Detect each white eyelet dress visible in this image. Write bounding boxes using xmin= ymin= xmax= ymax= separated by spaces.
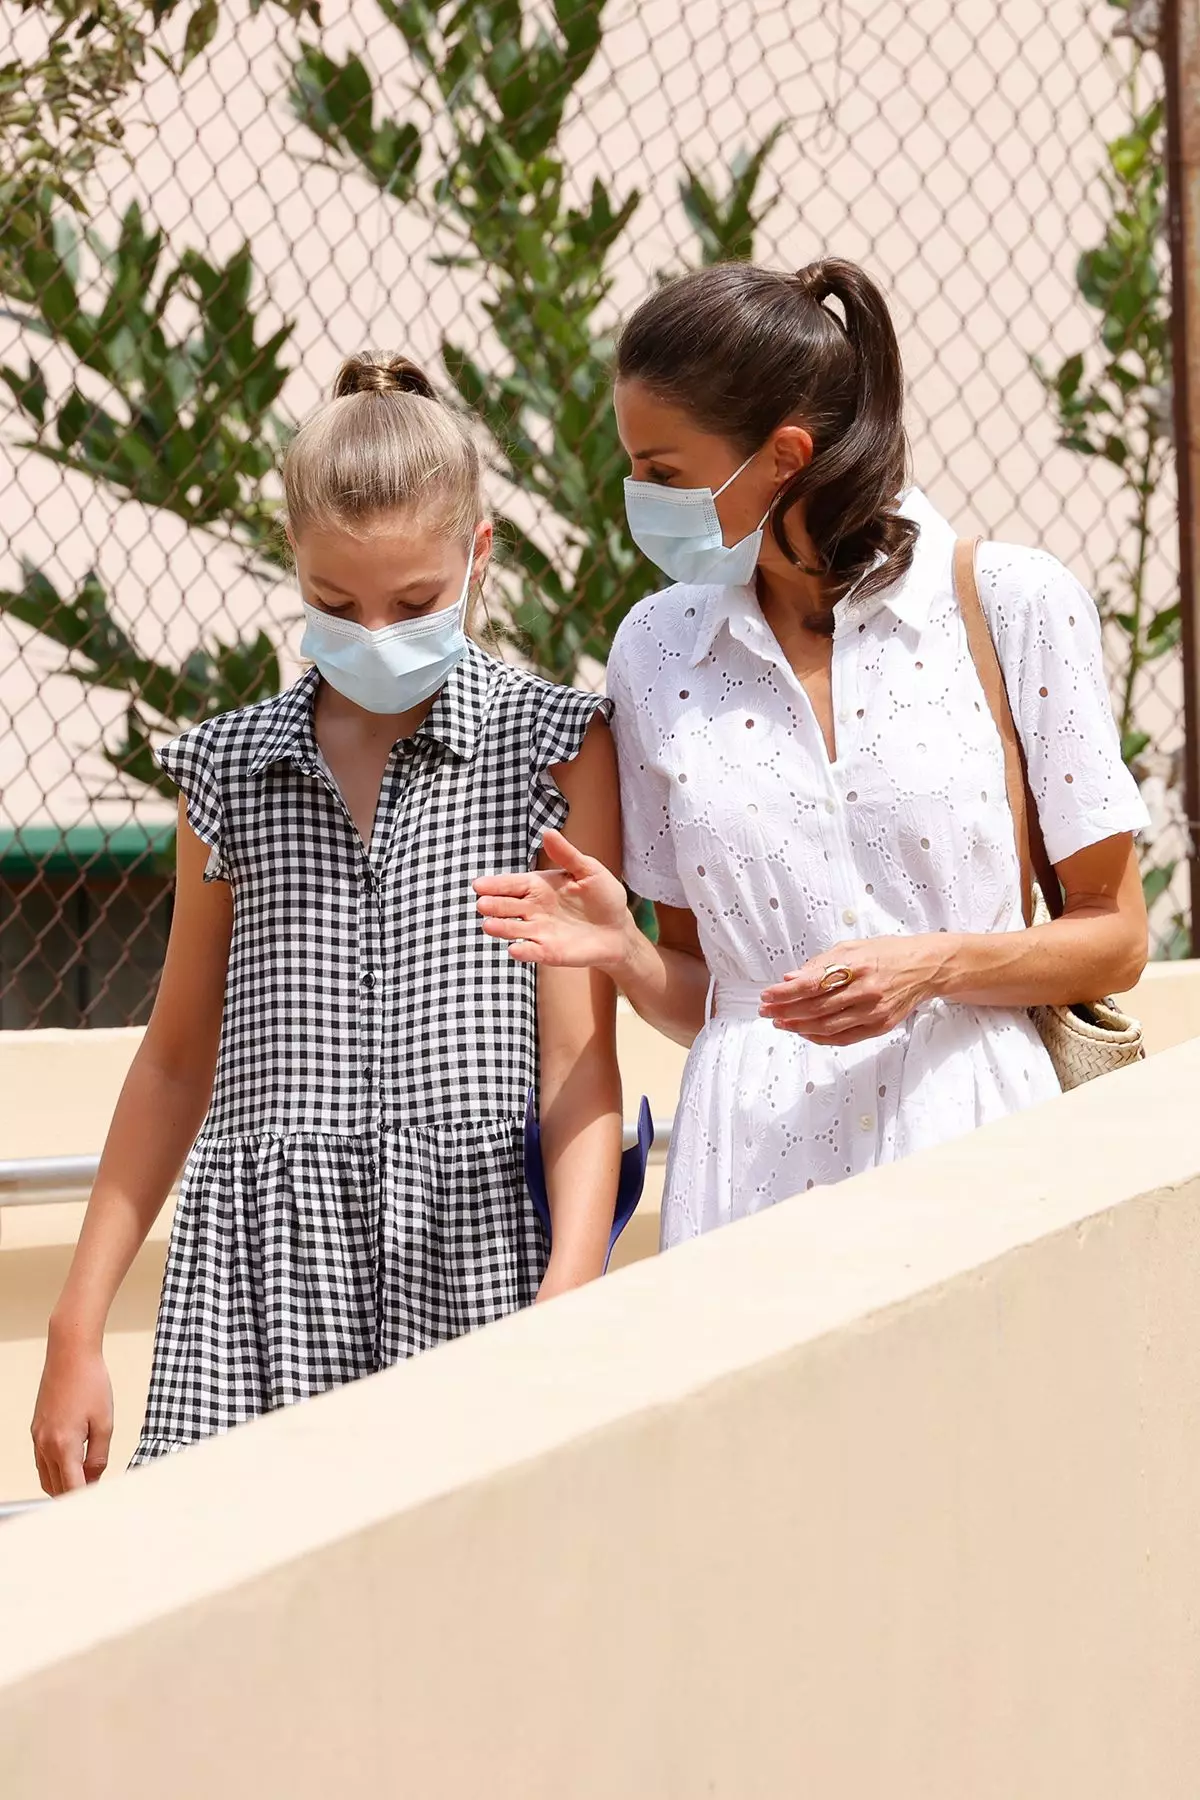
xmin=606 ymin=489 xmax=1150 ymax=1247
xmin=132 ymin=645 xmax=609 ymax=1463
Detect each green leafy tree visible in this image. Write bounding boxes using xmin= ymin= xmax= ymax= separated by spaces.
xmin=1036 ymin=98 xmax=1172 ymax=761
xmin=2 ymin=198 xmax=293 ymax=553
xmin=0 ymin=0 xmax=313 ymax=801
xmin=0 ymin=0 xmax=780 ymax=809
xmin=1035 ymin=9 xmax=1182 ymax=946
xmin=292 ymin=1 xmax=782 ymax=679
xmin=1 ymin=1 xmax=319 ymax=231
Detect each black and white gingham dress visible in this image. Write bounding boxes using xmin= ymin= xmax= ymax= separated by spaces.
xmin=132 ymin=645 xmax=609 ymax=1463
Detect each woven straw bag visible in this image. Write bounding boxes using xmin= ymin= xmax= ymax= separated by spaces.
xmin=953 ymin=539 xmax=1144 ymax=1092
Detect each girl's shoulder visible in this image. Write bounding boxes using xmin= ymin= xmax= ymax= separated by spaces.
xmin=478 ymin=649 xmax=612 ymax=755
xmin=158 ymin=674 xmax=319 ymax=787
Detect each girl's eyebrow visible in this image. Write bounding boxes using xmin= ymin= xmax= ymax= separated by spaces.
xmin=309 ymin=571 xmax=445 ymax=599
xmin=630 ymin=444 xmax=679 ymax=460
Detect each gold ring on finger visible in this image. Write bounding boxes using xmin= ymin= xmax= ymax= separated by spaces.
xmin=818 ymin=963 xmax=856 ymax=994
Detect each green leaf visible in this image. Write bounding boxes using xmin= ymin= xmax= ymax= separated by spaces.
xmin=679 ymin=125 xmax=783 ymax=266
xmin=183 ymin=0 xmax=219 ymax=66
xmin=55 ymin=386 xmax=94 ymax=450
xmin=1110 ymin=130 xmax=1149 ymax=183
xmin=369 ymin=119 xmax=421 ymax=197
xmin=0 ymin=356 xmax=48 ymax=424
xmin=1145 ymin=601 xmax=1182 ymax=657
xmin=1054 ymin=352 xmax=1085 ymax=402
xmin=1141 ymin=863 xmax=1175 ymax=908
xmin=1121 ymin=727 xmax=1151 ymax=763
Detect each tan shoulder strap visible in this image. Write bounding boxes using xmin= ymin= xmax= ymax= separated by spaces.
xmin=952 ymin=537 xmax=1062 ymax=924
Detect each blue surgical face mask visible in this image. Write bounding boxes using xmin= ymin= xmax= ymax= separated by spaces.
xmin=624 ymin=450 xmax=771 ymax=587
xmin=300 ymin=550 xmax=474 ymax=715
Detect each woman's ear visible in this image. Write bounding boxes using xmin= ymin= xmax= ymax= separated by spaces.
xmin=771 ymin=425 xmax=813 ymax=483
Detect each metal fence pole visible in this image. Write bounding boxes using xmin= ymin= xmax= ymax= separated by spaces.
xmin=1165 ymin=0 xmax=1200 ymax=952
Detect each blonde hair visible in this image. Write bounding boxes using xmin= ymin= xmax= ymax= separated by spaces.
xmin=282 ymin=353 xmax=483 ymax=543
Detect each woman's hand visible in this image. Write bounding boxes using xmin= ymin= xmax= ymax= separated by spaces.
xmin=475 ymin=828 xmax=630 ymax=968
xmin=31 ymin=1332 xmax=114 ymax=1496
xmin=759 ymin=935 xmax=951 ymax=1046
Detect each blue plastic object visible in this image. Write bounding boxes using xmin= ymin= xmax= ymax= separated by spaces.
xmin=523 ymin=1089 xmax=654 ymax=1271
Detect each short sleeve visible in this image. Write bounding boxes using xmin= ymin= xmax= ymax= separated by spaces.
xmin=977 ymin=543 xmax=1151 ymax=866
xmin=528 ymin=683 xmax=614 ymax=853
xmin=606 ymin=622 xmax=689 ymax=908
xmin=157 ymin=722 xmax=229 ymax=883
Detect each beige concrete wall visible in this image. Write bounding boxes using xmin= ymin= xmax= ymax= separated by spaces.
xmin=1 ymin=968 xmax=1198 ymax=1500
xmin=1 ymin=1030 xmax=165 ymax=1499
xmin=0 ymin=1008 xmax=687 ymax=1497
xmin=2 ymin=1036 xmax=1200 ymax=1796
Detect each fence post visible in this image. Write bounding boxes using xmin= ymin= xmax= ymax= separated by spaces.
xmin=1165 ymin=0 xmax=1200 ymax=952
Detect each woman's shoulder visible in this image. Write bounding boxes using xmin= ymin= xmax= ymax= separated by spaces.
xmin=969 ymin=539 xmax=1110 ymax=713
xmin=974 ymin=539 xmax=1093 ymax=625
xmin=608 ymin=580 xmax=718 ymax=672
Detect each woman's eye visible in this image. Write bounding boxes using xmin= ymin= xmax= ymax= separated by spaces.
xmin=647 ymin=467 xmax=675 ymax=486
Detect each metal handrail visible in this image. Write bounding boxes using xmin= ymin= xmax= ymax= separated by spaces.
xmin=0 ymin=1155 xmax=111 ymax=1208
xmin=0 ymin=1119 xmax=673 ymax=1209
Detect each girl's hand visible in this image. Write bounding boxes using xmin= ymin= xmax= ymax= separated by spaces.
xmin=31 ymin=1333 xmax=114 ymax=1496
xmin=758 ymin=935 xmax=951 ymax=1046
xmin=474 ymin=829 xmax=630 ymax=968
xmin=535 ymin=1254 xmax=603 ymax=1304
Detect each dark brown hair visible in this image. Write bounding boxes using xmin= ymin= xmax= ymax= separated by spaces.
xmin=616 ymin=259 xmax=916 ymax=629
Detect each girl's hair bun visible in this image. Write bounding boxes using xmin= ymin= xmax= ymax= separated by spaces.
xmin=332 ymin=353 xmax=437 ymax=401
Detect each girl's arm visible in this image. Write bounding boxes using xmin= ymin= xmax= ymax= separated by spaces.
xmin=31 ymin=799 xmax=232 ymax=1493
xmin=533 ymin=717 xmax=624 ymax=1299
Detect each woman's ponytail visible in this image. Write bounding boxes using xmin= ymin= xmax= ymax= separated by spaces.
xmin=770 ymin=259 xmax=916 ymax=621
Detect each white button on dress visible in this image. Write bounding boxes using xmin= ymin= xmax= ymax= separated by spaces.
xmin=606 ymin=489 xmax=1150 ymax=1248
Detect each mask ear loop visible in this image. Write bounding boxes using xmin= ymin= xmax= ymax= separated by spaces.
xmin=714 ymin=446 xmax=783 ymax=541
xmin=471 ymin=534 xmax=501 ymax=653
xmin=710 ymin=448 xmax=759 ymax=501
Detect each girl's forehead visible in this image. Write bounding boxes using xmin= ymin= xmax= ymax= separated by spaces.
xmin=295 ymin=517 xmax=463 ymax=568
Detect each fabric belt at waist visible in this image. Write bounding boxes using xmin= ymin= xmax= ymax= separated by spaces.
xmin=707 ymin=979 xmax=765 ymax=1021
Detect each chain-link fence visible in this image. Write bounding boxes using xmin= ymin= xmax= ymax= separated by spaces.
xmin=0 ymin=0 xmax=1188 ymax=1026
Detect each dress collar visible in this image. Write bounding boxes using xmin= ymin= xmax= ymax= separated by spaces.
xmin=685 ymin=486 xmax=957 ymax=668
xmin=247 ymin=643 xmax=498 ymax=774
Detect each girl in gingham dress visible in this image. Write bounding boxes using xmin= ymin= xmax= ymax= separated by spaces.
xmin=32 ymin=354 xmax=623 ymax=1490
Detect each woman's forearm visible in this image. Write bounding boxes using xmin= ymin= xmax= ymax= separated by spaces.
xmin=604 ymin=912 xmax=710 ymax=1048
xmin=49 ymin=1051 xmax=214 ymax=1349
xmin=935 ymin=907 xmax=1146 ymax=1010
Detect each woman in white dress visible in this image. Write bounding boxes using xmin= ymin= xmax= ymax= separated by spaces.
xmin=476 ymin=258 xmax=1151 ymax=1245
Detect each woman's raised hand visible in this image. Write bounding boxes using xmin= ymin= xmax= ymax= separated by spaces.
xmin=474 ymin=829 xmax=630 ymax=967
